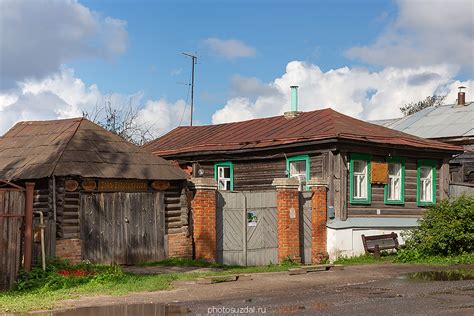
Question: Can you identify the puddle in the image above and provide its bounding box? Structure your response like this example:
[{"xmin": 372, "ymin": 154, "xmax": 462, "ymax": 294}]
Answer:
[
  {"xmin": 33, "ymin": 303, "xmax": 189, "ymax": 316},
  {"xmin": 407, "ymin": 269, "xmax": 474, "ymax": 282}
]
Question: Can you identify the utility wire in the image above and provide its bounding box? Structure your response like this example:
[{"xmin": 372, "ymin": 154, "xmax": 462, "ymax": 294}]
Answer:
[{"xmin": 178, "ymin": 66, "xmax": 193, "ymax": 126}]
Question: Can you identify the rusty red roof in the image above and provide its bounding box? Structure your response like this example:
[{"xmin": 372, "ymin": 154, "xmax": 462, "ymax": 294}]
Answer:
[{"xmin": 144, "ymin": 108, "xmax": 462, "ymax": 156}]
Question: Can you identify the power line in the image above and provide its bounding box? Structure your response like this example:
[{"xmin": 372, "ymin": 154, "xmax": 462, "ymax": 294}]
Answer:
[{"xmin": 182, "ymin": 52, "xmax": 197, "ymax": 126}]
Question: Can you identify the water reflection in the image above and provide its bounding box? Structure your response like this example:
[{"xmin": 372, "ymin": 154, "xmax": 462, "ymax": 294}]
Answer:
[
  {"xmin": 36, "ymin": 303, "xmax": 189, "ymax": 316},
  {"xmin": 408, "ymin": 269, "xmax": 474, "ymax": 281}
]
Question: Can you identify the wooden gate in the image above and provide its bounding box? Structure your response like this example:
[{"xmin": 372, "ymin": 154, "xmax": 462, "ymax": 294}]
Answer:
[
  {"xmin": 300, "ymin": 191, "xmax": 312, "ymax": 264},
  {"xmin": 216, "ymin": 191, "xmax": 277, "ymax": 266},
  {"xmin": 80, "ymin": 192, "xmax": 165, "ymax": 265},
  {"xmin": 0, "ymin": 184, "xmax": 25, "ymax": 289}
]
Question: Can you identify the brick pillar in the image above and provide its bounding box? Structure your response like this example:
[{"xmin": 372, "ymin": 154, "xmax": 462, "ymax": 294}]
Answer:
[
  {"xmin": 190, "ymin": 178, "xmax": 217, "ymax": 262},
  {"xmin": 272, "ymin": 178, "xmax": 301, "ymax": 263},
  {"xmin": 308, "ymin": 177, "xmax": 329, "ymax": 263}
]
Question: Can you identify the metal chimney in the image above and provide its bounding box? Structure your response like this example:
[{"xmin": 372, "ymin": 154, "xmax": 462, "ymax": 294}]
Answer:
[
  {"xmin": 457, "ymin": 86, "xmax": 466, "ymax": 105},
  {"xmin": 284, "ymin": 86, "xmax": 302, "ymax": 119},
  {"xmin": 290, "ymin": 85, "xmax": 299, "ymax": 112}
]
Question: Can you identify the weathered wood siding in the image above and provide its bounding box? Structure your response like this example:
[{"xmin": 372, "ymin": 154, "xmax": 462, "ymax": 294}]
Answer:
[
  {"xmin": 197, "ymin": 153, "xmax": 324, "ymax": 191},
  {"xmin": 56, "ymin": 177, "xmax": 80, "ymax": 239},
  {"xmin": 0, "ymin": 190, "xmax": 25, "ymax": 289},
  {"xmin": 216, "ymin": 191, "xmax": 278, "ymax": 266},
  {"xmin": 299, "ymin": 191, "xmax": 312, "ymax": 264},
  {"xmin": 80, "ymin": 192, "xmax": 165, "ymax": 265},
  {"xmin": 346, "ymin": 156, "xmax": 442, "ymax": 218},
  {"xmin": 164, "ymin": 182, "xmax": 190, "ymax": 236}
]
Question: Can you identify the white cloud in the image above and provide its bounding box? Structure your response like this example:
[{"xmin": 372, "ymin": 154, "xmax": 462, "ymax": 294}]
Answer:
[
  {"xmin": 136, "ymin": 99, "xmax": 190, "ymax": 136},
  {"xmin": 212, "ymin": 61, "xmax": 473, "ymax": 124},
  {"xmin": 203, "ymin": 38, "xmax": 256, "ymax": 59},
  {"xmin": 346, "ymin": 0, "xmax": 474, "ymax": 68},
  {"xmin": 0, "ymin": 0, "xmax": 128, "ymax": 88},
  {"xmin": 0, "ymin": 68, "xmax": 189, "ymax": 137}
]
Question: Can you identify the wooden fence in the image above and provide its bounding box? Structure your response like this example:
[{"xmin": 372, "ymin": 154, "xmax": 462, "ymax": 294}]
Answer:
[
  {"xmin": 299, "ymin": 191, "xmax": 312, "ymax": 264},
  {"xmin": 216, "ymin": 191, "xmax": 278, "ymax": 266},
  {"xmin": 449, "ymin": 183, "xmax": 474, "ymax": 197},
  {"xmin": 0, "ymin": 187, "xmax": 25, "ymax": 289},
  {"xmin": 80, "ymin": 192, "xmax": 166, "ymax": 265}
]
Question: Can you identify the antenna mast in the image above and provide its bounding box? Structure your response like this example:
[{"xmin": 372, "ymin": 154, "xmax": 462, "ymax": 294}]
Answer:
[{"xmin": 182, "ymin": 52, "xmax": 197, "ymax": 126}]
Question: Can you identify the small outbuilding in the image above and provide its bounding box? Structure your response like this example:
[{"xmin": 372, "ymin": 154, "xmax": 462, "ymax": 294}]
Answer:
[{"xmin": 0, "ymin": 118, "xmax": 188, "ymax": 264}]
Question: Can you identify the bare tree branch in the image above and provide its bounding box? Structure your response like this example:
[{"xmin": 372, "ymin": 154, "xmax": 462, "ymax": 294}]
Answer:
[
  {"xmin": 83, "ymin": 97, "xmax": 156, "ymax": 146},
  {"xmin": 400, "ymin": 95, "xmax": 446, "ymax": 116}
]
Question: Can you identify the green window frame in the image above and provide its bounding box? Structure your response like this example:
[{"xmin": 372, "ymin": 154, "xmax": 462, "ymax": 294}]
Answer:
[
  {"xmin": 384, "ymin": 156, "xmax": 406, "ymax": 205},
  {"xmin": 349, "ymin": 153, "xmax": 372, "ymax": 205},
  {"xmin": 214, "ymin": 161, "xmax": 234, "ymax": 191},
  {"xmin": 286, "ymin": 155, "xmax": 310, "ymax": 190},
  {"xmin": 417, "ymin": 159, "xmax": 436, "ymax": 206}
]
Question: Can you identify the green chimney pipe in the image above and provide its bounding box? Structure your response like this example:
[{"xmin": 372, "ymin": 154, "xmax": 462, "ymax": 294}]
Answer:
[{"xmin": 290, "ymin": 85, "xmax": 299, "ymax": 112}]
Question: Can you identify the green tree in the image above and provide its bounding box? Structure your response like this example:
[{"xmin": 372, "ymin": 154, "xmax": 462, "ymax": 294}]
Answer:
[{"xmin": 400, "ymin": 95, "xmax": 446, "ymax": 116}]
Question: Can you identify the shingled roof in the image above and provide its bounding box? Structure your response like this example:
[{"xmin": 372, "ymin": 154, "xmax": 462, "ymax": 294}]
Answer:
[
  {"xmin": 0, "ymin": 118, "xmax": 187, "ymax": 181},
  {"xmin": 144, "ymin": 108, "xmax": 462, "ymax": 156}
]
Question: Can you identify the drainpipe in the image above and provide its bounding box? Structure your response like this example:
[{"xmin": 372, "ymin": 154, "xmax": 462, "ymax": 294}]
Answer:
[{"xmin": 24, "ymin": 182, "xmax": 35, "ymax": 272}]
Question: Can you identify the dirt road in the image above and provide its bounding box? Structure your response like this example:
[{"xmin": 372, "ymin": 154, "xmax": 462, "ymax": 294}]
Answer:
[{"xmin": 47, "ymin": 264, "xmax": 474, "ymax": 315}]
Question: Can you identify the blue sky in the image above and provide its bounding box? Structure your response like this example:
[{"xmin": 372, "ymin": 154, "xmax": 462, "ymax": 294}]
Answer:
[
  {"xmin": 0, "ymin": 0, "xmax": 472, "ymax": 136},
  {"xmin": 72, "ymin": 0, "xmax": 397, "ymax": 123}
]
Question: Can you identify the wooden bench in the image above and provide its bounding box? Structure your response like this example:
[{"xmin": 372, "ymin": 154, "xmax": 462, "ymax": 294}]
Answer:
[{"xmin": 361, "ymin": 232, "xmax": 400, "ymax": 256}]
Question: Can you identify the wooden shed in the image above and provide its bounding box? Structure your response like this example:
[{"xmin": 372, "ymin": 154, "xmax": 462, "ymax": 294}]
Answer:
[{"xmin": 0, "ymin": 118, "xmax": 188, "ymax": 265}]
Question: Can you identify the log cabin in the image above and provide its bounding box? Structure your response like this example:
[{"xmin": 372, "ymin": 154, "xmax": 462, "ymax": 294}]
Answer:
[
  {"xmin": 0, "ymin": 118, "xmax": 190, "ymax": 264},
  {"xmin": 144, "ymin": 88, "xmax": 464, "ymax": 258}
]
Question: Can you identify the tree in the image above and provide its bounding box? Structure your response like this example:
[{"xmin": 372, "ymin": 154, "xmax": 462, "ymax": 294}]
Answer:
[
  {"xmin": 400, "ymin": 95, "xmax": 446, "ymax": 116},
  {"xmin": 83, "ymin": 98, "xmax": 155, "ymax": 146}
]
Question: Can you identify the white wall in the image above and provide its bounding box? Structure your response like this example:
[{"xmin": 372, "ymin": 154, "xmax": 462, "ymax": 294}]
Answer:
[{"xmin": 327, "ymin": 227, "xmax": 410, "ymax": 261}]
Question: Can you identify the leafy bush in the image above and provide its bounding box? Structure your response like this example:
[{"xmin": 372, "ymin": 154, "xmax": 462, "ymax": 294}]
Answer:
[{"xmin": 398, "ymin": 195, "xmax": 474, "ymax": 261}]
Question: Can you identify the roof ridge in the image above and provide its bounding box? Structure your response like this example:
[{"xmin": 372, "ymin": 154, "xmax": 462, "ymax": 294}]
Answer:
[{"xmin": 50, "ymin": 117, "xmax": 85, "ymax": 176}]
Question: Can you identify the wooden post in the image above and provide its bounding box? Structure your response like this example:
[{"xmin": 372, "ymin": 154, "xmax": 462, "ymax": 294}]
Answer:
[
  {"xmin": 242, "ymin": 193, "xmax": 247, "ymax": 267},
  {"xmin": 24, "ymin": 182, "xmax": 35, "ymax": 272}
]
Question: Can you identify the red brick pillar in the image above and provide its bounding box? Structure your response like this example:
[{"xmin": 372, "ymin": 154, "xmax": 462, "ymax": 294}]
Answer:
[
  {"xmin": 190, "ymin": 178, "xmax": 217, "ymax": 262},
  {"xmin": 272, "ymin": 178, "xmax": 301, "ymax": 263},
  {"xmin": 308, "ymin": 178, "xmax": 329, "ymax": 263}
]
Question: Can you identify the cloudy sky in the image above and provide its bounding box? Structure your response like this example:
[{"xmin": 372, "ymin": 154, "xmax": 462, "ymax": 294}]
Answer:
[{"xmin": 0, "ymin": 0, "xmax": 473, "ymax": 136}]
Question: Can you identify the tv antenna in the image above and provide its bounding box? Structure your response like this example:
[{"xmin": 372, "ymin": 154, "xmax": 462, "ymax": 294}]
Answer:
[{"xmin": 182, "ymin": 52, "xmax": 197, "ymax": 126}]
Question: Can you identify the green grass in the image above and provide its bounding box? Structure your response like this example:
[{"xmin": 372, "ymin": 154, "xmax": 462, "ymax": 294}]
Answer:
[
  {"xmin": 0, "ymin": 272, "xmax": 202, "ymax": 313},
  {"xmin": 334, "ymin": 252, "xmax": 474, "ymax": 266},
  {"xmin": 334, "ymin": 253, "xmax": 396, "ymax": 265},
  {"xmin": 140, "ymin": 257, "xmax": 227, "ymax": 268},
  {"xmin": 0, "ymin": 258, "xmax": 298, "ymax": 313}
]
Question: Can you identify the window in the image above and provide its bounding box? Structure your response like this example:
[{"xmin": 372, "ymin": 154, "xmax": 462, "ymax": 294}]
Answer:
[
  {"xmin": 349, "ymin": 153, "xmax": 371, "ymax": 204},
  {"xmin": 417, "ymin": 160, "xmax": 436, "ymax": 206},
  {"xmin": 214, "ymin": 162, "xmax": 233, "ymax": 191},
  {"xmin": 384, "ymin": 157, "xmax": 405, "ymax": 205},
  {"xmin": 286, "ymin": 155, "xmax": 310, "ymax": 191}
]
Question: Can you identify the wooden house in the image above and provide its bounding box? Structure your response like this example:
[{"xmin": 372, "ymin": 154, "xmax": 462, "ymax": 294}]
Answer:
[
  {"xmin": 144, "ymin": 101, "xmax": 463, "ymax": 258},
  {"xmin": 0, "ymin": 118, "xmax": 189, "ymax": 264}
]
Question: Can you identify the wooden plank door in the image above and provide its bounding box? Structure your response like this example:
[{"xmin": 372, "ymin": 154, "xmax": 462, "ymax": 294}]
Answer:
[{"xmin": 125, "ymin": 192, "xmax": 165, "ymax": 264}]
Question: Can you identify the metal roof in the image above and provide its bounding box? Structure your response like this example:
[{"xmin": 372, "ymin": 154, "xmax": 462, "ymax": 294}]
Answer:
[
  {"xmin": 0, "ymin": 118, "xmax": 187, "ymax": 181},
  {"xmin": 372, "ymin": 102, "xmax": 474, "ymax": 139},
  {"xmin": 144, "ymin": 108, "xmax": 462, "ymax": 156}
]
